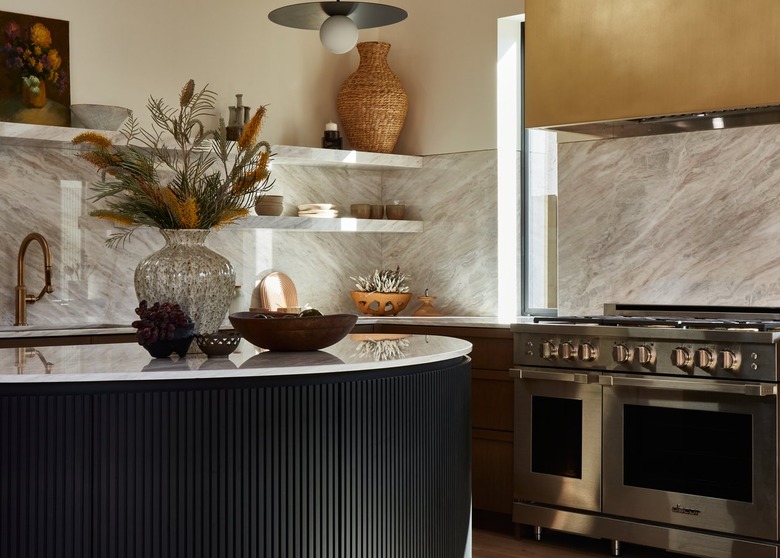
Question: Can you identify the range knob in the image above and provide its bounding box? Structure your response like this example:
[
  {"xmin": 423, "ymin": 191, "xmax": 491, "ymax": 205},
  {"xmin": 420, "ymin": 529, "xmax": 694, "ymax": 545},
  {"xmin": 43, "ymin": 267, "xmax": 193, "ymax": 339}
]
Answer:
[
  {"xmin": 718, "ymin": 349, "xmax": 741, "ymax": 372},
  {"xmin": 635, "ymin": 345, "xmax": 655, "ymax": 367},
  {"xmin": 539, "ymin": 340, "xmax": 558, "ymax": 360},
  {"xmin": 671, "ymin": 347, "xmax": 692, "ymax": 368},
  {"xmin": 579, "ymin": 342, "xmax": 598, "ymax": 362},
  {"xmin": 694, "ymin": 348, "xmax": 716, "ymax": 371},
  {"xmin": 560, "ymin": 342, "xmax": 576, "ymax": 360},
  {"xmin": 612, "ymin": 344, "xmax": 631, "ymax": 364}
]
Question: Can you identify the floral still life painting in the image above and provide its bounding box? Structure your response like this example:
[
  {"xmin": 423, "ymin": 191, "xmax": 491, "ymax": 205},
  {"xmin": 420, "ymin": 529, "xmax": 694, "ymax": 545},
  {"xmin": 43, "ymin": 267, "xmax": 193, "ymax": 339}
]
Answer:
[{"xmin": 0, "ymin": 11, "xmax": 70, "ymax": 126}]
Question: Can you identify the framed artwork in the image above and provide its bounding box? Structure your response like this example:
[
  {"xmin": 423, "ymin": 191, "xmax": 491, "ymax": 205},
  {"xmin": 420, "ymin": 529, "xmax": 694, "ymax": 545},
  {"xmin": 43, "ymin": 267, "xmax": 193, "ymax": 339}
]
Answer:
[{"xmin": 0, "ymin": 11, "xmax": 70, "ymax": 126}]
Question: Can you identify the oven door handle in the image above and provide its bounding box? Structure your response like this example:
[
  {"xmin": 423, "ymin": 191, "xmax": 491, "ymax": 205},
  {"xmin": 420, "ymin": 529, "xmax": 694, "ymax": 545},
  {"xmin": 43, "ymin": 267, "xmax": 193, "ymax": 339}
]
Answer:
[
  {"xmin": 599, "ymin": 374, "xmax": 777, "ymax": 397},
  {"xmin": 509, "ymin": 367, "xmax": 597, "ymax": 384}
]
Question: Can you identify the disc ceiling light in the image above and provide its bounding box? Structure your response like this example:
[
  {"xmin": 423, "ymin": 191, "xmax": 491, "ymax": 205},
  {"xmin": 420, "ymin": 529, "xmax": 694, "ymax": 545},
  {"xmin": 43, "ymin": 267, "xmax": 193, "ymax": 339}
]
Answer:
[{"xmin": 268, "ymin": 1, "xmax": 408, "ymax": 54}]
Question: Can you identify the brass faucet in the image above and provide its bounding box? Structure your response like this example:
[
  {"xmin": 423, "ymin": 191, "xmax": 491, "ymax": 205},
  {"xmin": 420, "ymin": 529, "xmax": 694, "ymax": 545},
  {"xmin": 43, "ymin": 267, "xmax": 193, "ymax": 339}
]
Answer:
[
  {"xmin": 15, "ymin": 232, "xmax": 54, "ymax": 326},
  {"xmin": 15, "ymin": 347, "xmax": 54, "ymax": 374}
]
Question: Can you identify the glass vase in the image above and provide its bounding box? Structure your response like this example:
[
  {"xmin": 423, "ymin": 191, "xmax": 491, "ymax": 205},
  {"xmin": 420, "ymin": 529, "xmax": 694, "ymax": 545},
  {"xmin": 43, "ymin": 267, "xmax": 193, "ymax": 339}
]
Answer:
[{"xmin": 134, "ymin": 229, "xmax": 236, "ymax": 335}]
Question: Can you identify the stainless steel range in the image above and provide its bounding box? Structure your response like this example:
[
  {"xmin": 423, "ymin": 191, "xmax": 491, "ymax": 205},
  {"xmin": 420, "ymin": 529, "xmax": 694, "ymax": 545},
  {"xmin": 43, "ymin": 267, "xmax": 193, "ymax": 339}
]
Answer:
[{"xmin": 510, "ymin": 304, "xmax": 780, "ymax": 558}]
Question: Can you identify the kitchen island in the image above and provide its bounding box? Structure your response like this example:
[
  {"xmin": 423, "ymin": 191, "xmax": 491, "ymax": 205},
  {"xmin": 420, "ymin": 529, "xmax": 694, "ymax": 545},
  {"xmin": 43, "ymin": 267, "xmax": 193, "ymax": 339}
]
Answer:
[{"xmin": 0, "ymin": 334, "xmax": 472, "ymax": 558}]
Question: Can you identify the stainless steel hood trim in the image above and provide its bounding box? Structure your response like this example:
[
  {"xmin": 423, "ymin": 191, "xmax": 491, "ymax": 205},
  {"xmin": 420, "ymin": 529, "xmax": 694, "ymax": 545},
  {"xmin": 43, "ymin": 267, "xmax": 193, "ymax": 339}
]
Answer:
[{"xmin": 547, "ymin": 105, "xmax": 780, "ymax": 139}]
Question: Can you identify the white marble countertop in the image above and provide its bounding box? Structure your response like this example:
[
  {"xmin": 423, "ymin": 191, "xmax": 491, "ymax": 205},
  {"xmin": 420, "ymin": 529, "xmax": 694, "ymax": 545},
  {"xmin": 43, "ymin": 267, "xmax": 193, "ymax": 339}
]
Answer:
[
  {"xmin": 0, "ymin": 334, "xmax": 471, "ymax": 383},
  {"xmin": 0, "ymin": 316, "xmax": 531, "ymax": 339}
]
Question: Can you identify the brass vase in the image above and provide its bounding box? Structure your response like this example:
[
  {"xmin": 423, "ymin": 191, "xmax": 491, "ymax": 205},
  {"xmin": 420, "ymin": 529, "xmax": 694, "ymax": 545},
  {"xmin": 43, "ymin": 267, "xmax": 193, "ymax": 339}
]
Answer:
[
  {"xmin": 22, "ymin": 78, "xmax": 46, "ymax": 108},
  {"xmin": 337, "ymin": 42, "xmax": 408, "ymax": 153}
]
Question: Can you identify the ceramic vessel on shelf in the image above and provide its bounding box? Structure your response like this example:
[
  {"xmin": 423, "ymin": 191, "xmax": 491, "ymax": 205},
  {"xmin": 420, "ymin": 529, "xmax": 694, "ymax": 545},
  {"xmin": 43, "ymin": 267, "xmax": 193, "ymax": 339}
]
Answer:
[
  {"xmin": 350, "ymin": 291, "xmax": 412, "ymax": 316},
  {"xmin": 134, "ymin": 229, "xmax": 236, "ymax": 335},
  {"xmin": 413, "ymin": 295, "xmax": 442, "ymax": 316},
  {"xmin": 70, "ymin": 104, "xmax": 131, "ymax": 130},
  {"xmin": 385, "ymin": 204, "xmax": 406, "ymax": 220},
  {"xmin": 350, "ymin": 204, "xmax": 371, "ymax": 218},
  {"xmin": 255, "ymin": 194, "xmax": 284, "ymax": 216}
]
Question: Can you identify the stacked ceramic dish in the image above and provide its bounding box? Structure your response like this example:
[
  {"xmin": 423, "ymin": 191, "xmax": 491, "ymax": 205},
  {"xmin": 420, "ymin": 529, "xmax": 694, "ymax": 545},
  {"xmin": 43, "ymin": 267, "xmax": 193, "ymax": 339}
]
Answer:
[{"xmin": 298, "ymin": 203, "xmax": 338, "ymax": 218}]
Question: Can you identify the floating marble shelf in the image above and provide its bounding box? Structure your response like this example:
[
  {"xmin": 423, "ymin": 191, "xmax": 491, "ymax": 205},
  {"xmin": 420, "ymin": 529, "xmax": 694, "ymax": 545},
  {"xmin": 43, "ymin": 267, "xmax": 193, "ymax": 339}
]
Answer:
[
  {"xmin": 0, "ymin": 122, "xmax": 423, "ymax": 170},
  {"xmin": 272, "ymin": 145, "xmax": 422, "ymax": 170},
  {"xmin": 233, "ymin": 215, "xmax": 423, "ymax": 233},
  {"xmin": 0, "ymin": 121, "xmax": 125, "ymax": 148}
]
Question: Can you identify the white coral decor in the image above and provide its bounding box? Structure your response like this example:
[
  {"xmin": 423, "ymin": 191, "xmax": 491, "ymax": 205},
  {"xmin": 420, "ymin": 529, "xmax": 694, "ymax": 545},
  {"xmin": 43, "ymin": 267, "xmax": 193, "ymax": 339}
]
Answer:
[{"xmin": 350, "ymin": 266, "xmax": 410, "ymax": 294}]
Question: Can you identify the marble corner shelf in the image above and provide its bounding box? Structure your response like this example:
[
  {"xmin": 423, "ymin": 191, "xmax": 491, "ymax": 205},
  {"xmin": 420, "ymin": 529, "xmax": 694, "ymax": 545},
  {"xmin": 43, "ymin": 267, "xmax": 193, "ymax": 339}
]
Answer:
[
  {"xmin": 234, "ymin": 215, "xmax": 423, "ymax": 233},
  {"xmin": 0, "ymin": 121, "xmax": 125, "ymax": 148},
  {"xmin": 0, "ymin": 121, "xmax": 424, "ymax": 170},
  {"xmin": 272, "ymin": 145, "xmax": 422, "ymax": 170}
]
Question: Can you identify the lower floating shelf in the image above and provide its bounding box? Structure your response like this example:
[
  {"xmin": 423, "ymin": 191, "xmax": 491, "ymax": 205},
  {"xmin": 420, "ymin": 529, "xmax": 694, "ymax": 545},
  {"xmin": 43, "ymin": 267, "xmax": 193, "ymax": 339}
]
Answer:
[{"xmin": 234, "ymin": 215, "xmax": 423, "ymax": 233}]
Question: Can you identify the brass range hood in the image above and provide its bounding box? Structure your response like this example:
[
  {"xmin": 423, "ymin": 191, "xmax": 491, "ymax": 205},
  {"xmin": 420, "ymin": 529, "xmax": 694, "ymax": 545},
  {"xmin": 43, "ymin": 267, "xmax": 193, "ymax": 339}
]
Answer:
[
  {"xmin": 525, "ymin": 0, "xmax": 780, "ymax": 140},
  {"xmin": 550, "ymin": 105, "xmax": 780, "ymax": 139}
]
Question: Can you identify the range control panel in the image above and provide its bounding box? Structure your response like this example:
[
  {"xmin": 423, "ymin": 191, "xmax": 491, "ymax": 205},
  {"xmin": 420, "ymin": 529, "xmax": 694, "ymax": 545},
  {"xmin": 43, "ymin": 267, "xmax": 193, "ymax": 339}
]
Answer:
[{"xmin": 514, "ymin": 332, "xmax": 778, "ymax": 381}]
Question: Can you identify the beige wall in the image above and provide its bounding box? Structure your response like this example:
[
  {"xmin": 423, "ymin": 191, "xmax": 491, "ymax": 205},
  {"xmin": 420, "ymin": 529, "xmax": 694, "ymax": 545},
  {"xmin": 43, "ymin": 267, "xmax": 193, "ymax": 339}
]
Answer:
[{"xmin": 5, "ymin": 0, "xmax": 520, "ymax": 156}]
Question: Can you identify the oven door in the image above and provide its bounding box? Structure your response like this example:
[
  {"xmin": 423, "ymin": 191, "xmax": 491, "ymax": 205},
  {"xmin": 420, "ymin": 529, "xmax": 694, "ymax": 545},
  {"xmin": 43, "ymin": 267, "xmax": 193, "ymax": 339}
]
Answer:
[
  {"xmin": 601, "ymin": 373, "xmax": 778, "ymax": 541},
  {"xmin": 512, "ymin": 367, "xmax": 602, "ymax": 512}
]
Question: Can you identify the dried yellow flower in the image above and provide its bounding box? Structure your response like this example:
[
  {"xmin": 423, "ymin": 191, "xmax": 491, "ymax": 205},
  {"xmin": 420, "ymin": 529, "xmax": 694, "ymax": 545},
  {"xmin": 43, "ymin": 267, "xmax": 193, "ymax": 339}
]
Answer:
[
  {"xmin": 213, "ymin": 208, "xmax": 249, "ymax": 228},
  {"xmin": 180, "ymin": 79, "xmax": 195, "ymax": 107},
  {"xmin": 238, "ymin": 106, "xmax": 267, "ymax": 150},
  {"xmin": 77, "ymin": 151, "xmax": 114, "ymax": 170},
  {"xmin": 178, "ymin": 196, "xmax": 200, "ymax": 229},
  {"xmin": 72, "ymin": 132, "xmax": 112, "ymax": 149},
  {"xmin": 89, "ymin": 210, "xmax": 135, "ymax": 226}
]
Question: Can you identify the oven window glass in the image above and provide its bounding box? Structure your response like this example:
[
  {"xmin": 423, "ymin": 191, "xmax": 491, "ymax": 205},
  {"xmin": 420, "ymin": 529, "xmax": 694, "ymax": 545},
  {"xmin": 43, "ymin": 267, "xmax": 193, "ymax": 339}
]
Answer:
[
  {"xmin": 531, "ymin": 395, "xmax": 582, "ymax": 478},
  {"xmin": 624, "ymin": 405, "xmax": 752, "ymax": 502}
]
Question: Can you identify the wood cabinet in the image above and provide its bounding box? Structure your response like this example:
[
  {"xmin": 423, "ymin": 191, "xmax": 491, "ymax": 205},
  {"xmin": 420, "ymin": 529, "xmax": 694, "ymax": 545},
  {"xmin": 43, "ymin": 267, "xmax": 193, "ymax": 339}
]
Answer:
[{"xmin": 373, "ymin": 324, "xmax": 514, "ymax": 515}]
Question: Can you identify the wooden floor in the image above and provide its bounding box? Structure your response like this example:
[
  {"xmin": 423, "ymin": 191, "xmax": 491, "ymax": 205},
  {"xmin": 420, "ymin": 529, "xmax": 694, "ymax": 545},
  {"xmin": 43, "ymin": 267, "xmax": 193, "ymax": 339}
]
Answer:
[{"xmin": 472, "ymin": 526, "xmax": 682, "ymax": 557}]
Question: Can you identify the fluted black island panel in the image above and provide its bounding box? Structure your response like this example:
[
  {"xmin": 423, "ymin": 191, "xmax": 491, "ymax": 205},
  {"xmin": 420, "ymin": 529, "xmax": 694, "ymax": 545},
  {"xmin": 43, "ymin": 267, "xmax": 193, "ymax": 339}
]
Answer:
[{"xmin": 0, "ymin": 335, "xmax": 472, "ymax": 558}]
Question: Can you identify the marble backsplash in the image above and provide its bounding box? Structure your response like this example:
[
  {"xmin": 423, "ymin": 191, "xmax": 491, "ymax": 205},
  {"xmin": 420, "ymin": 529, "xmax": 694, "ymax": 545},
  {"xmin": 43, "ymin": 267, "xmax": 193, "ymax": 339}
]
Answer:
[
  {"xmin": 0, "ymin": 144, "xmax": 501, "ymax": 328},
  {"xmin": 557, "ymin": 123, "xmax": 780, "ymax": 315}
]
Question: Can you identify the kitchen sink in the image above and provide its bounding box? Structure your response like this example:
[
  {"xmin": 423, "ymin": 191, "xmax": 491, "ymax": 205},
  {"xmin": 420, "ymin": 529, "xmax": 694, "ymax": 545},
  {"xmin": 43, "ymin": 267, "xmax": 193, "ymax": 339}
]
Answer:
[{"xmin": 0, "ymin": 323, "xmax": 130, "ymax": 333}]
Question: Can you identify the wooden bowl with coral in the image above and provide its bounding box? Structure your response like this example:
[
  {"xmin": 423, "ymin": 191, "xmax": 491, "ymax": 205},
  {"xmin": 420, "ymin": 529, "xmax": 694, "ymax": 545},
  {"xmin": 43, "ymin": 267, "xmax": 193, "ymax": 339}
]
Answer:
[{"xmin": 349, "ymin": 291, "xmax": 412, "ymax": 316}]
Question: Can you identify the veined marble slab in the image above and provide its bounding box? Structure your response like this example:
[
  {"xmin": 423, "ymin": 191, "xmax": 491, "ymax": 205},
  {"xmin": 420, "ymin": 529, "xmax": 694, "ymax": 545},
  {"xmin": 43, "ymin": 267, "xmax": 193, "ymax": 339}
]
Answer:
[
  {"xmin": 273, "ymin": 145, "xmax": 422, "ymax": 170},
  {"xmin": 0, "ymin": 334, "xmax": 471, "ymax": 383},
  {"xmin": 0, "ymin": 121, "xmax": 125, "ymax": 148},
  {"xmin": 233, "ymin": 215, "xmax": 423, "ymax": 233}
]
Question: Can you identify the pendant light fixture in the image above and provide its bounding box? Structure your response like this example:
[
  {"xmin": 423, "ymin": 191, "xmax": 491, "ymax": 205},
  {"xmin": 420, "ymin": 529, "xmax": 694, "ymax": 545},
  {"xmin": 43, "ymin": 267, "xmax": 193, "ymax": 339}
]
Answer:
[{"xmin": 268, "ymin": 1, "xmax": 408, "ymax": 54}]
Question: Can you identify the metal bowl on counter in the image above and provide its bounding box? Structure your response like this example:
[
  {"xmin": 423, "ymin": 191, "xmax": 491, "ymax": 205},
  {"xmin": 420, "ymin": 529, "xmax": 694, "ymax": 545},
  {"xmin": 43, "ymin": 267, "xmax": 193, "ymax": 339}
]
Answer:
[{"xmin": 228, "ymin": 311, "xmax": 357, "ymax": 351}]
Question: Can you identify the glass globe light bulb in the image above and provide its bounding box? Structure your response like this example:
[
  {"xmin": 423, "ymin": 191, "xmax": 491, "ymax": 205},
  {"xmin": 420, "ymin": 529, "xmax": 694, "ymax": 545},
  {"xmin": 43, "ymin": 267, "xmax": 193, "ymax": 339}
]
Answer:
[{"xmin": 319, "ymin": 15, "xmax": 358, "ymax": 54}]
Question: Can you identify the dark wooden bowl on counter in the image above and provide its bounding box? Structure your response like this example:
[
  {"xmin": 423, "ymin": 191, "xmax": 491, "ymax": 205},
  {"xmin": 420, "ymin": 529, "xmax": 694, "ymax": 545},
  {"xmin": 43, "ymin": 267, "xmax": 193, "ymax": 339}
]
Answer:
[{"xmin": 228, "ymin": 311, "xmax": 358, "ymax": 351}]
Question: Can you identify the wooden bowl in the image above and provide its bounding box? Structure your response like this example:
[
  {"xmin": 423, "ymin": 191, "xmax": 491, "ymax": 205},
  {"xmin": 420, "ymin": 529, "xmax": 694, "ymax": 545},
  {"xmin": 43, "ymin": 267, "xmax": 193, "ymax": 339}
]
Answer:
[
  {"xmin": 349, "ymin": 291, "xmax": 412, "ymax": 316},
  {"xmin": 228, "ymin": 312, "xmax": 358, "ymax": 351}
]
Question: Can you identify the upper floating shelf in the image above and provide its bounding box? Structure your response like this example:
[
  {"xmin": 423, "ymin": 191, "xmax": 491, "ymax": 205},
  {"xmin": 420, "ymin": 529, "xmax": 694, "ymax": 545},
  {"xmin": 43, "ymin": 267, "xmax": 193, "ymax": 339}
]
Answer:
[
  {"xmin": 272, "ymin": 145, "xmax": 422, "ymax": 170},
  {"xmin": 0, "ymin": 122, "xmax": 423, "ymax": 170},
  {"xmin": 234, "ymin": 215, "xmax": 423, "ymax": 233}
]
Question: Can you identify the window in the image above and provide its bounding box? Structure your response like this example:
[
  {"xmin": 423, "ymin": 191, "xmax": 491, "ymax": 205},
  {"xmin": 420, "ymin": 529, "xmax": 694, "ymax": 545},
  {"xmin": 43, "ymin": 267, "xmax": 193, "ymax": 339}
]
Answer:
[{"xmin": 498, "ymin": 15, "xmax": 558, "ymax": 317}]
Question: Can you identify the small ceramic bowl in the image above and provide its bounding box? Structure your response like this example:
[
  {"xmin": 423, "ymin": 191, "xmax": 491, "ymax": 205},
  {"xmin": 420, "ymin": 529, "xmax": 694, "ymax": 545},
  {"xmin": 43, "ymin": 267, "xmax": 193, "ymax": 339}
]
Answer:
[
  {"xmin": 385, "ymin": 204, "xmax": 406, "ymax": 220},
  {"xmin": 196, "ymin": 330, "xmax": 242, "ymax": 357},
  {"xmin": 70, "ymin": 104, "xmax": 132, "ymax": 130},
  {"xmin": 350, "ymin": 204, "xmax": 371, "ymax": 219},
  {"xmin": 255, "ymin": 195, "xmax": 284, "ymax": 216}
]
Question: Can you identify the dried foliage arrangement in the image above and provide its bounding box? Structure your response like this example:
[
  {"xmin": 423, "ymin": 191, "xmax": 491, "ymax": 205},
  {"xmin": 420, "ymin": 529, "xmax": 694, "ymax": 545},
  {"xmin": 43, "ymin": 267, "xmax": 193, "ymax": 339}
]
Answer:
[
  {"xmin": 73, "ymin": 79, "xmax": 274, "ymax": 247},
  {"xmin": 350, "ymin": 266, "xmax": 410, "ymax": 293}
]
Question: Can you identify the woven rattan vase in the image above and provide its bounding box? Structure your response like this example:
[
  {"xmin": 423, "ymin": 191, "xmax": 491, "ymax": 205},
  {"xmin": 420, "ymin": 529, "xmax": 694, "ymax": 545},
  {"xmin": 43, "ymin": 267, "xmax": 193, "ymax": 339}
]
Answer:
[{"xmin": 337, "ymin": 42, "xmax": 408, "ymax": 153}]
